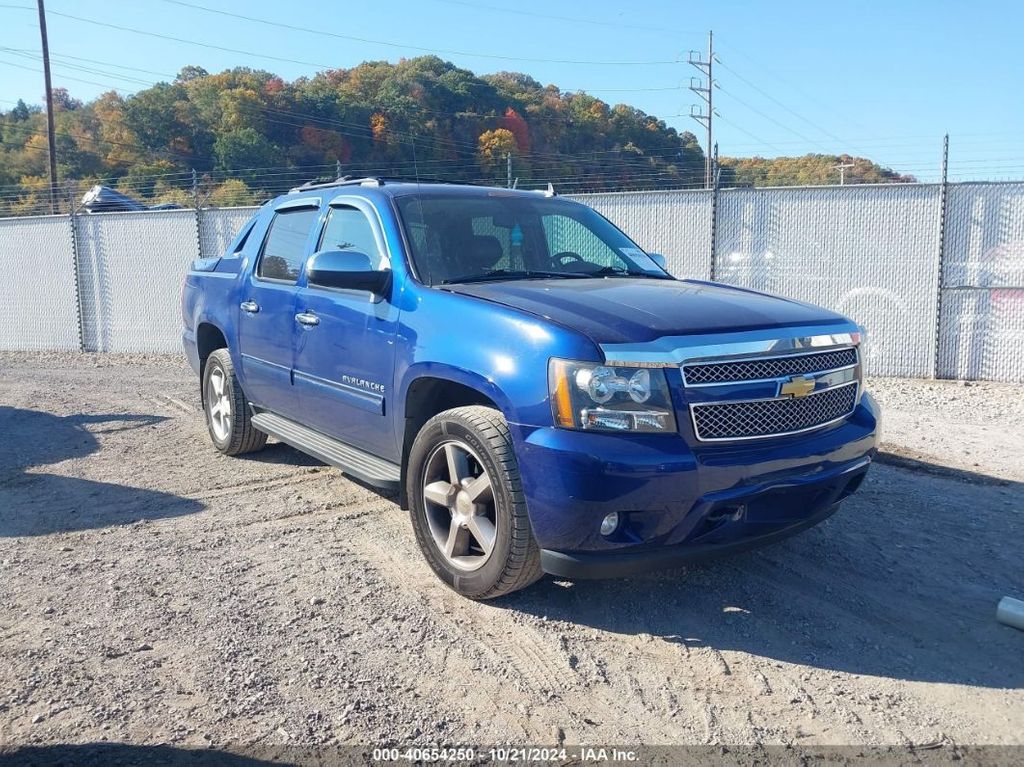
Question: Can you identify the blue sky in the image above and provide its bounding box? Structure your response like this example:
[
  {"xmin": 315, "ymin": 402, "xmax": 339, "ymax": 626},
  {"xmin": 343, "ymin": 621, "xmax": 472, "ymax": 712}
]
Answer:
[{"xmin": 1, "ymin": 0, "xmax": 1022, "ymax": 181}]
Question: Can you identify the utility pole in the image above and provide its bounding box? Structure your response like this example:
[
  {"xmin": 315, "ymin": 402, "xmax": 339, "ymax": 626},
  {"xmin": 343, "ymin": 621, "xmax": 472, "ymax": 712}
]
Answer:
[
  {"xmin": 689, "ymin": 30, "xmax": 714, "ymax": 189},
  {"xmin": 834, "ymin": 161, "xmax": 855, "ymax": 185},
  {"xmin": 37, "ymin": 0, "xmax": 58, "ymax": 214},
  {"xmin": 506, "ymin": 152, "xmax": 512, "ymax": 189}
]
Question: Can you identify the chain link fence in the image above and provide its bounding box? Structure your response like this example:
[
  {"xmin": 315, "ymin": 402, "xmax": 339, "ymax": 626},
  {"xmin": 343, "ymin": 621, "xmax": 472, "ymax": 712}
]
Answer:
[
  {"xmin": 713, "ymin": 185, "xmax": 942, "ymax": 378},
  {"xmin": 567, "ymin": 190, "xmax": 713, "ymax": 281},
  {"xmin": 937, "ymin": 183, "xmax": 1024, "ymax": 381},
  {"xmin": 1, "ymin": 183, "xmax": 1022, "ymax": 382},
  {"xmin": 0, "ymin": 214, "xmax": 80, "ymax": 351},
  {"xmin": 75, "ymin": 209, "xmax": 201, "ymax": 353}
]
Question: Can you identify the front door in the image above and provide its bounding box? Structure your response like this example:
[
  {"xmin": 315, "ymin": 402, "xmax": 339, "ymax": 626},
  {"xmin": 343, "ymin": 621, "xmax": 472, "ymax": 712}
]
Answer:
[
  {"xmin": 293, "ymin": 199, "xmax": 400, "ymax": 461},
  {"xmin": 237, "ymin": 202, "xmax": 321, "ymax": 419}
]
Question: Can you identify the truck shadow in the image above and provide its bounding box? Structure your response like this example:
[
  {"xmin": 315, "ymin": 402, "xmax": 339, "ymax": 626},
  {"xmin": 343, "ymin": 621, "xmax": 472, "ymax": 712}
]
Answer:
[
  {"xmin": 0, "ymin": 407, "xmax": 205, "ymax": 537},
  {"xmin": 502, "ymin": 462, "xmax": 1024, "ymax": 690}
]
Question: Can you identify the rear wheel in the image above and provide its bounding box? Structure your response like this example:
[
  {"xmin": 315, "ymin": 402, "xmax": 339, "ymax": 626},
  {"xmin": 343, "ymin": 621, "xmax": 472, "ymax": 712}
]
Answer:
[
  {"xmin": 407, "ymin": 406, "xmax": 542, "ymax": 599},
  {"xmin": 202, "ymin": 348, "xmax": 267, "ymax": 456}
]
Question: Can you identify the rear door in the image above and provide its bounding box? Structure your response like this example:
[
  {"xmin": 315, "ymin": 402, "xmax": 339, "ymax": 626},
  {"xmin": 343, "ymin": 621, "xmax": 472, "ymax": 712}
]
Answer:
[
  {"xmin": 236, "ymin": 198, "xmax": 321, "ymax": 418},
  {"xmin": 292, "ymin": 197, "xmax": 400, "ymax": 461}
]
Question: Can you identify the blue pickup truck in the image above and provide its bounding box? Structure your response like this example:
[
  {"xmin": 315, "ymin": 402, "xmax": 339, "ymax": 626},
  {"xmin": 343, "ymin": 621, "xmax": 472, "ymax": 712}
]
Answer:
[{"xmin": 182, "ymin": 178, "xmax": 879, "ymax": 599}]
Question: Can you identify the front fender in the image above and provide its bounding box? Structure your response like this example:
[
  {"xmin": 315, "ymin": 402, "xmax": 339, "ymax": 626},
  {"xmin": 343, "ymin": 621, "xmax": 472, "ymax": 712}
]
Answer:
[{"xmin": 393, "ymin": 286, "xmax": 600, "ymax": 429}]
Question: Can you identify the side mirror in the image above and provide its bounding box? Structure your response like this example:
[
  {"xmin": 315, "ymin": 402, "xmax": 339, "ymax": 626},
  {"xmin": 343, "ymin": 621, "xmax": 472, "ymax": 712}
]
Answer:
[
  {"xmin": 306, "ymin": 249, "xmax": 390, "ymax": 296},
  {"xmin": 649, "ymin": 252, "xmax": 668, "ymax": 271}
]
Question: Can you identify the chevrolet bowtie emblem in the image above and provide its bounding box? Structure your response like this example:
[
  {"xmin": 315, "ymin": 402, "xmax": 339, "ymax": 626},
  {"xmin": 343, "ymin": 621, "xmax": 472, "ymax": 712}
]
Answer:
[{"xmin": 780, "ymin": 374, "xmax": 816, "ymax": 398}]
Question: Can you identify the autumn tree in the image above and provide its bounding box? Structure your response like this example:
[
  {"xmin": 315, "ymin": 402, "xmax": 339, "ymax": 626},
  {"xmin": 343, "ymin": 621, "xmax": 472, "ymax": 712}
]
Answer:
[
  {"xmin": 477, "ymin": 128, "xmax": 517, "ymax": 178},
  {"xmin": 0, "ymin": 55, "xmax": 913, "ymax": 216}
]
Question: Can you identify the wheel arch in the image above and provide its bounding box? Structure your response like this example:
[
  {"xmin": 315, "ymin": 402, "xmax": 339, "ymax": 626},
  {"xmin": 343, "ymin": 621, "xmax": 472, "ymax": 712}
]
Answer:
[
  {"xmin": 398, "ymin": 369, "xmax": 510, "ymax": 509},
  {"xmin": 196, "ymin": 321, "xmax": 229, "ymax": 404}
]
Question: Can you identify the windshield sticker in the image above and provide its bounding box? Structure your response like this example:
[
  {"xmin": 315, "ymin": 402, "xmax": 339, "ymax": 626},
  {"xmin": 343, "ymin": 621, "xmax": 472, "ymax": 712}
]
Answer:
[{"xmin": 620, "ymin": 247, "xmax": 647, "ymax": 260}]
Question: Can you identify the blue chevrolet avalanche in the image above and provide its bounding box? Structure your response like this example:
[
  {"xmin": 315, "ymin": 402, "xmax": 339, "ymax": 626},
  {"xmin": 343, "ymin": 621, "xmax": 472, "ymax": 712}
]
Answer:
[{"xmin": 182, "ymin": 178, "xmax": 880, "ymax": 599}]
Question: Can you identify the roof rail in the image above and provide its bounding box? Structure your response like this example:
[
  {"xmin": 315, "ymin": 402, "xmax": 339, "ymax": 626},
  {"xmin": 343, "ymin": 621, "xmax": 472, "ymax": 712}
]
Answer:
[
  {"xmin": 287, "ymin": 175, "xmax": 492, "ymax": 194},
  {"xmin": 288, "ymin": 176, "xmax": 382, "ymax": 193}
]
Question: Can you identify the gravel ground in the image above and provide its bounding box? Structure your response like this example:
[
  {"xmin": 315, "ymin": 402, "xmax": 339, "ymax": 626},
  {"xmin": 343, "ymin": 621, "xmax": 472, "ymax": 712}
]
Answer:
[{"xmin": 0, "ymin": 353, "xmax": 1021, "ymax": 757}]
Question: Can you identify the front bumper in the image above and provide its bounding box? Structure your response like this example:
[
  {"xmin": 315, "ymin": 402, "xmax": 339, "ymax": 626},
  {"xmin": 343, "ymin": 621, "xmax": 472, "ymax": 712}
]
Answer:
[
  {"xmin": 541, "ymin": 502, "xmax": 842, "ymax": 579},
  {"xmin": 513, "ymin": 392, "xmax": 880, "ymax": 577},
  {"xmin": 540, "ymin": 460, "xmax": 863, "ymax": 578}
]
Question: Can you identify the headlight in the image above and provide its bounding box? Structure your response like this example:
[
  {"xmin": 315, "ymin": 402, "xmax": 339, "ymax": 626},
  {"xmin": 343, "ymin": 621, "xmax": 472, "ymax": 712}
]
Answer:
[{"xmin": 548, "ymin": 359, "xmax": 677, "ymax": 433}]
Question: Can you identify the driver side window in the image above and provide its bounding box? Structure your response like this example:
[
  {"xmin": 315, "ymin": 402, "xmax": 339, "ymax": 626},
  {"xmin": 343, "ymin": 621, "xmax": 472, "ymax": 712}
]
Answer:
[
  {"xmin": 541, "ymin": 214, "xmax": 620, "ymax": 268},
  {"xmin": 318, "ymin": 205, "xmax": 384, "ymax": 269}
]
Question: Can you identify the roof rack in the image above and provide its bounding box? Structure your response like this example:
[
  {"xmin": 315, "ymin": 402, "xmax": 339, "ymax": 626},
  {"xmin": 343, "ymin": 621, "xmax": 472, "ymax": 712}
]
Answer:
[
  {"xmin": 289, "ymin": 176, "xmax": 382, "ymax": 193},
  {"xmin": 287, "ymin": 175, "xmax": 492, "ymax": 194}
]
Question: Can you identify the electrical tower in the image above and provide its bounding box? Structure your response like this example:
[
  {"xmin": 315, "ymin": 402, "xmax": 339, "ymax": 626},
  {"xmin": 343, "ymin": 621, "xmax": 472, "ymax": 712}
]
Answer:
[{"xmin": 689, "ymin": 31, "xmax": 714, "ymax": 189}]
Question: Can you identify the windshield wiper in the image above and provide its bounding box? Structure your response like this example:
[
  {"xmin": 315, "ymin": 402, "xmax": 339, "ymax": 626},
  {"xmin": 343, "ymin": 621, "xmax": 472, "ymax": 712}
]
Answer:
[
  {"xmin": 590, "ymin": 265, "xmax": 672, "ymax": 279},
  {"xmin": 442, "ymin": 269, "xmax": 589, "ymax": 285}
]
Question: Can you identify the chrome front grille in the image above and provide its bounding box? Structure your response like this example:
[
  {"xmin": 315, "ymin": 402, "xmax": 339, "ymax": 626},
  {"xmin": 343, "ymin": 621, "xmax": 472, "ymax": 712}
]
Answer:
[
  {"xmin": 691, "ymin": 381, "xmax": 859, "ymax": 441},
  {"xmin": 683, "ymin": 347, "xmax": 858, "ymax": 385}
]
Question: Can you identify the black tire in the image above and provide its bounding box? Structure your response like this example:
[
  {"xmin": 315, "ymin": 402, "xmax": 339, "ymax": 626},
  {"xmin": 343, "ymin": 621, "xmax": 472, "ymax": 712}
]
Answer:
[
  {"xmin": 407, "ymin": 405, "xmax": 543, "ymax": 600},
  {"xmin": 202, "ymin": 348, "xmax": 268, "ymax": 456}
]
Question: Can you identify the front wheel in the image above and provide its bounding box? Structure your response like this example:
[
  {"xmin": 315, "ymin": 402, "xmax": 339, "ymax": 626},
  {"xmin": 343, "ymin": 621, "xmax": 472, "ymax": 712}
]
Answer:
[
  {"xmin": 407, "ymin": 406, "xmax": 542, "ymax": 599},
  {"xmin": 202, "ymin": 348, "xmax": 267, "ymax": 456}
]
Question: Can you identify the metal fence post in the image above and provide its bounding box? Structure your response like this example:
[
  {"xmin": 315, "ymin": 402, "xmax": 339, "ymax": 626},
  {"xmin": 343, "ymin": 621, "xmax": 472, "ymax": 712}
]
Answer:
[
  {"xmin": 191, "ymin": 168, "xmax": 204, "ymax": 260},
  {"xmin": 67, "ymin": 183, "xmax": 85, "ymax": 352},
  {"xmin": 933, "ymin": 135, "xmax": 950, "ymax": 379},
  {"xmin": 709, "ymin": 142, "xmax": 720, "ymax": 281}
]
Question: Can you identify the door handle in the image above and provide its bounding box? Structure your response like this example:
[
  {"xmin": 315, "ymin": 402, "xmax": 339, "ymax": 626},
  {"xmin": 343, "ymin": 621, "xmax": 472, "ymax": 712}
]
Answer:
[
  {"xmin": 240, "ymin": 301, "xmax": 260, "ymax": 314},
  {"xmin": 295, "ymin": 311, "xmax": 320, "ymax": 327}
]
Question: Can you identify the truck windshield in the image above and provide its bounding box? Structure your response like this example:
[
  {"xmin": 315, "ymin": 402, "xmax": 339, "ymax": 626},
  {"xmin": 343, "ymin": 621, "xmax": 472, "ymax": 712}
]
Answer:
[{"xmin": 394, "ymin": 193, "xmax": 670, "ymax": 286}]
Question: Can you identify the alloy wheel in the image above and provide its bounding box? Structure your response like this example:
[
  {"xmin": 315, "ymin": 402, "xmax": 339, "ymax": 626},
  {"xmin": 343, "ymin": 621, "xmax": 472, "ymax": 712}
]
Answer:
[
  {"xmin": 206, "ymin": 365, "xmax": 232, "ymax": 441},
  {"xmin": 421, "ymin": 440, "xmax": 497, "ymax": 571}
]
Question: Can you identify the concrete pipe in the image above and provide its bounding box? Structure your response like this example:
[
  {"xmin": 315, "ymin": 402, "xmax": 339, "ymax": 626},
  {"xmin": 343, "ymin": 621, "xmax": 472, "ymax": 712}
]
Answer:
[{"xmin": 996, "ymin": 596, "xmax": 1024, "ymax": 631}]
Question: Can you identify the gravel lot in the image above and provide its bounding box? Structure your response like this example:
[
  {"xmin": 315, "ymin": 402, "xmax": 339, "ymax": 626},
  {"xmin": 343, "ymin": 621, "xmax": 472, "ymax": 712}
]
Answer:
[{"xmin": 0, "ymin": 352, "xmax": 1021, "ymax": 757}]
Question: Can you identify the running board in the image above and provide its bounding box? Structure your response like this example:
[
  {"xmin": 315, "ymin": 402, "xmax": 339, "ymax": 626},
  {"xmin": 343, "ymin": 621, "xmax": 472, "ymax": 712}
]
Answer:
[{"xmin": 251, "ymin": 411, "xmax": 401, "ymax": 491}]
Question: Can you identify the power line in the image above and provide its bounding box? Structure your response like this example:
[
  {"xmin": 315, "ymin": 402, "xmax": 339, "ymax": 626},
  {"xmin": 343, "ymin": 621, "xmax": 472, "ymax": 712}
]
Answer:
[
  {"xmin": 713, "ymin": 113, "xmax": 785, "ymax": 155},
  {"xmin": 430, "ymin": 0, "xmax": 694, "ymax": 36},
  {"xmin": 0, "ymin": 49, "xmax": 687, "ymax": 126},
  {"xmin": 0, "ymin": 48, "xmax": 166, "ymax": 86},
  {"xmin": 2, "ymin": 7, "xmax": 686, "ymax": 96},
  {"xmin": 160, "ymin": 0, "xmax": 682, "ymax": 66},
  {"xmin": 714, "ymin": 56, "xmax": 868, "ymax": 157},
  {"xmin": 716, "ymin": 83, "xmax": 831, "ymax": 152},
  {"xmin": 713, "ymin": 41, "xmax": 873, "ymax": 134},
  {"xmin": 0, "ymin": 56, "xmax": 138, "ymax": 91}
]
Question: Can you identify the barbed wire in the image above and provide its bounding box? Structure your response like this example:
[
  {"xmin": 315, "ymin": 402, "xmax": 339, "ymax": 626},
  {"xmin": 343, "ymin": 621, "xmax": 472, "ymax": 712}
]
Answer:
[{"xmin": 3, "ymin": 158, "xmax": 1021, "ymax": 219}]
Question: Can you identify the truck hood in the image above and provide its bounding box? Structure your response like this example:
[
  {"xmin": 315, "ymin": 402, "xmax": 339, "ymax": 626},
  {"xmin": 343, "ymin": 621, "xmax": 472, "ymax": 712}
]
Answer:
[{"xmin": 442, "ymin": 278, "xmax": 850, "ymax": 345}]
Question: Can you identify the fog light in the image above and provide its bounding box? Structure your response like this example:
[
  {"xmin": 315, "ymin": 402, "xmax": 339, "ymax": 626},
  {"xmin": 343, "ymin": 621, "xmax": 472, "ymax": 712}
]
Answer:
[{"xmin": 600, "ymin": 512, "xmax": 620, "ymax": 537}]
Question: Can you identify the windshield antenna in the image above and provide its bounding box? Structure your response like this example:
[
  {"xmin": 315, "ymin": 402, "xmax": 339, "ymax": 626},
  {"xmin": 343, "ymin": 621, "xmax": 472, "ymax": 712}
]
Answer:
[{"xmin": 411, "ymin": 134, "xmax": 422, "ymax": 189}]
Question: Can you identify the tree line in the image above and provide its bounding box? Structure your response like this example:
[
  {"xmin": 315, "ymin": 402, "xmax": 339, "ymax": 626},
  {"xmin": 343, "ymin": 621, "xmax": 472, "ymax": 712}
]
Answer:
[{"xmin": 0, "ymin": 56, "xmax": 913, "ymax": 214}]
